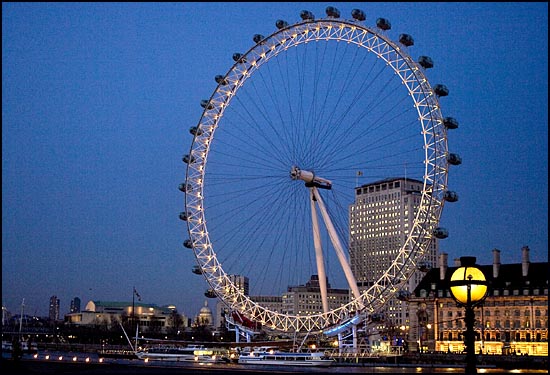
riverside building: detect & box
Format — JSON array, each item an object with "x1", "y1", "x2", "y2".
[
  {"x1": 349, "y1": 177, "x2": 439, "y2": 329},
  {"x1": 408, "y1": 246, "x2": 548, "y2": 356},
  {"x1": 282, "y1": 275, "x2": 349, "y2": 316}
]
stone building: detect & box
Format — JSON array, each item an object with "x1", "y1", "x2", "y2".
[
  {"x1": 407, "y1": 247, "x2": 548, "y2": 356},
  {"x1": 65, "y1": 300, "x2": 188, "y2": 333}
]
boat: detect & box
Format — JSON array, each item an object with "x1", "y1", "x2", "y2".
[
  {"x1": 136, "y1": 344, "x2": 230, "y2": 363},
  {"x1": 238, "y1": 346, "x2": 333, "y2": 367},
  {"x1": 97, "y1": 347, "x2": 138, "y2": 359},
  {"x1": 2, "y1": 339, "x2": 38, "y2": 354},
  {"x1": 117, "y1": 321, "x2": 230, "y2": 363}
]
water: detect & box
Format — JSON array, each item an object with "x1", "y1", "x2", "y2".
[{"x1": 2, "y1": 351, "x2": 547, "y2": 374}]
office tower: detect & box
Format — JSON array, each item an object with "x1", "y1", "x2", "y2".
[
  {"x1": 70, "y1": 297, "x2": 81, "y2": 313},
  {"x1": 349, "y1": 177, "x2": 439, "y2": 327},
  {"x1": 49, "y1": 295, "x2": 60, "y2": 321},
  {"x1": 228, "y1": 274, "x2": 250, "y2": 296}
]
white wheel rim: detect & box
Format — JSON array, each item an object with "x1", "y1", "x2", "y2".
[{"x1": 184, "y1": 17, "x2": 449, "y2": 333}]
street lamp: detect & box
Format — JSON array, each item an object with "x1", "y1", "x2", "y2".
[{"x1": 449, "y1": 256, "x2": 488, "y2": 374}]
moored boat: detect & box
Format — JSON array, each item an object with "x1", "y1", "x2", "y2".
[
  {"x1": 136, "y1": 344, "x2": 230, "y2": 363},
  {"x1": 238, "y1": 346, "x2": 333, "y2": 367},
  {"x1": 97, "y1": 348, "x2": 138, "y2": 359}
]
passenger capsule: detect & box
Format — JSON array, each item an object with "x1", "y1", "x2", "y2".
[
  {"x1": 232, "y1": 53, "x2": 246, "y2": 63},
  {"x1": 178, "y1": 183, "x2": 191, "y2": 193},
  {"x1": 351, "y1": 9, "x2": 366, "y2": 21},
  {"x1": 443, "y1": 117, "x2": 459, "y2": 130},
  {"x1": 432, "y1": 227, "x2": 449, "y2": 239},
  {"x1": 447, "y1": 153, "x2": 462, "y2": 165},
  {"x1": 417, "y1": 261, "x2": 431, "y2": 272},
  {"x1": 189, "y1": 126, "x2": 203, "y2": 136},
  {"x1": 300, "y1": 10, "x2": 314, "y2": 21},
  {"x1": 200, "y1": 99, "x2": 213, "y2": 110},
  {"x1": 275, "y1": 19, "x2": 288, "y2": 29},
  {"x1": 370, "y1": 313, "x2": 383, "y2": 322},
  {"x1": 397, "y1": 290, "x2": 411, "y2": 301},
  {"x1": 399, "y1": 34, "x2": 414, "y2": 47},
  {"x1": 215, "y1": 75, "x2": 228, "y2": 85},
  {"x1": 434, "y1": 84, "x2": 449, "y2": 97},
  {"x1": 418, "y1": 56, "x2": 434, "y2": 69},
  {"x1": 182, "y1": 154, "x2": 196, "y2": 164},
  {"x1": 192, "y1": 265, "x2": 203, "y2": 275},
  {"x1": 444, "y1": 190, "x2": 459, "y2": 202},
  {"x1": 376, "y1": 18, "x2": 391, "y2": 30},
  {"x1": 253, "y1": 34, "x2": 265, "y2": 44},
  {"x1": 205, "y1": 289, "x2": 217, "y2": 298},
  {"x1": 326, "y1": 6, "x2": 340, "y2": 18},
  {"x1": 183, "y1": 239, "x2": 193, "y2": 248},
  {"x1": 179, "y1": 183, "x2": 193, "y2": 193}
]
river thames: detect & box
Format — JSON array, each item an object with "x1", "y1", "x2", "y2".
[{"x1": 2, "y1": 351, "x2": 547, "y2": 375}]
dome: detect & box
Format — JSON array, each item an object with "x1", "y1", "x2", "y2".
[
  {"x1": 199, "y1": 300, "x2": 211, "y2": 313},
  {"x1": 196, "y1": 300, "x2": 213, "y2": 326}
]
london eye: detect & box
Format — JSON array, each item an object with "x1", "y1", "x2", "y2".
[{"x1": 180, "y1": 6, "x2": 458, "y2": 334}]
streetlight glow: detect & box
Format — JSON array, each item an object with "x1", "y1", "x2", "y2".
[
  {"x1": 450, "y1": 266, "x2": 488, "y2": 304},
  {"x1": 449, "y1": 256, "x2": 488, "y2": 374}
]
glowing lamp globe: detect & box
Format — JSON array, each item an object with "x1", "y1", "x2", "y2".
[{"x1": 449, "y1": 256, "x2": 488, "y2": 306}]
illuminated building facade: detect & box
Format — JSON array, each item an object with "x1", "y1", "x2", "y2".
[
  {"x1": 408, "y1": 247, "x2": 548, "y2": 356},
  {"x1": 70, "y1": 297, "x2": 81, "y2": 313},
  {"x1": 49, "y1": 295, "x2": 60, "y2": 321},
  {"x1": 282, "y1": 275, "x2": 349, "y2": 316},
  {"x1": 349, "y1": 177, "x2": 439, "y2": 327},
  {"x1": 65, "y1": 300, "x2": 189, "y2": 333}
]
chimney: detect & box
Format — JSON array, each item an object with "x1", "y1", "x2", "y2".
[
  {"x1": 453, "y1": 258, "x2": 461, "y2": 267},
  {"x1": 492, "y1": 248, "x2": 501, "y2": 278},
  {"x1": 522, "y1": 246, "x2": 530, "y2": 277},
  {"x1": 439, "y1": 253, "x2": 448, "y2": 280}
]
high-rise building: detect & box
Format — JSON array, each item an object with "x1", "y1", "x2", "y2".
[
  {"x1": 227, "y1": 274, "x2": 250, "y2": 296},
  {"x1": 215, "y1": 274, "x2": 251, "y2": 329},
  {"x1": 70, "y1": 297, "x2": 81, "y2": 313},
  {"x1": 49, "y1": 295, "x2": 60, "y2": 321},
  {"x1": 349, "y1": 177, "x2": 439, "y2": 327}
]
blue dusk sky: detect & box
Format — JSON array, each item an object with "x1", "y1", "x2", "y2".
[{"x1": 2, "y1": 2, "x2": 548, "y2": 318}]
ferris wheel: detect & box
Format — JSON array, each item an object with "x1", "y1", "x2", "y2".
[{"x1": 180, "y1": 6, "x2": 459, "y2": 334}]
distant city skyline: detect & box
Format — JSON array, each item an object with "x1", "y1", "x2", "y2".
[
  {"x1": 2, "y1": 245, "x2": 545, "y2": 321},
  {"x1": 2, "y1": 2, "x2": 548, "y2": 317}
]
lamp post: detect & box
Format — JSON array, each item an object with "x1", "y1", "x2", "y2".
[{"x1": 449, "y1": 256, "x2": 488, "y2": 374}]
